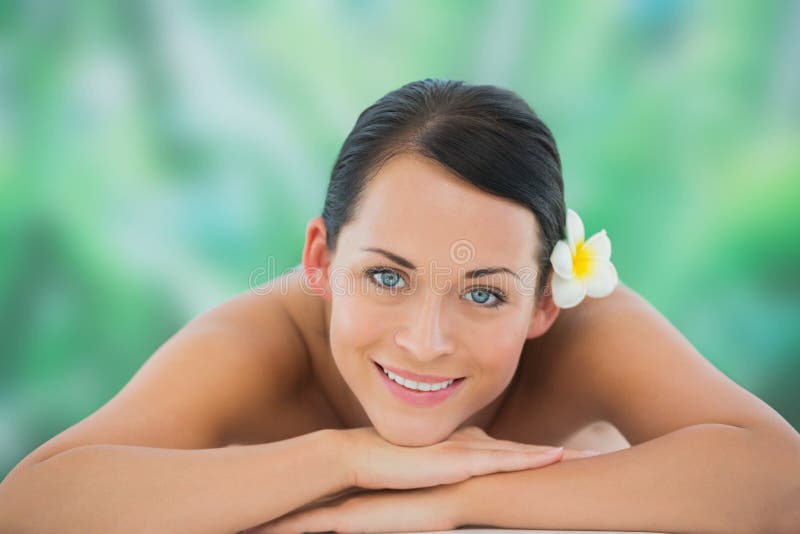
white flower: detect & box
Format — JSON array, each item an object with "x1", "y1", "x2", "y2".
[{"x1": 549, "y1": 208, "x2": 618, "y2": 308}]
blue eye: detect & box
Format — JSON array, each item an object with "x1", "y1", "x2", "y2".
[
  {"x1": 464, "y1": 288, "x2": 505, "y2": 308},
  {"x1": 367, "y1": 268, "x2": 407, "y2": 289}
]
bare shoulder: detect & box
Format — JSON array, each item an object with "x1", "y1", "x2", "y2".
[
  {"x1": 179, "y1": 269, "x2": 316, "y2": 442},
  {"x1": 6, "y1": 269, "x2": 312, "y2": 479},
  {"x1": 528, "y1": 281, "x2": 790, "y2": 447},
  {"x1": 507, "y1": 283, "x2": 643, "y2": 447}
]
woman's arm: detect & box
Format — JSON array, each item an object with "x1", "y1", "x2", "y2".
[
  {"x1": 0, "y1": 291, "x2": 335, "y2": 533},
  {"x1": 0, "y1": 429, "x2": 349, "y2": 534},
  {"x1": 454, "y1": 422, "x2": 798, "y2": 533},
  {"x1": 232, "y1": 425, "x2": 797, "y2": 534}
]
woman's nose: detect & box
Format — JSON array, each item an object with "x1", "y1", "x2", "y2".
[{"x1": 393, "y1": 292, "x2": 456, "y2": 361}]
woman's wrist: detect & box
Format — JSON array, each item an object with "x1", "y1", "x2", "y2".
[
  {"x1": 327, "y1": 426, "x2": 379, "y2": 489},
  {"x1": 447, "y1": 475, "x2": 483, "y2": 528},
  {"x1": 314, "y1": 428, "x2": 353, "y2": 492},
  {"x1": 430, "y1": 478, "x2": 474, "y2": 529},
  {"x1": 316, "y1": 428, "x2": 356, "y2": 491}
]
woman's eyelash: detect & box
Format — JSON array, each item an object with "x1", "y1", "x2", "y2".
[
  {"x1": 362, "y1": 266, "x2": 408, "y2": 291},
  {"x1": 467, "y1": 287, "x2": 508, "y2": 309},
  {"x1": 361, "y1": 266, "x2": 508, "y2": 309},
  {"x1": 362, "y1": 266, "x2": 407, "y2": 288}
]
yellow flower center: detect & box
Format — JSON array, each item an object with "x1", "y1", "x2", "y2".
[{"x1": 572, "y1": 240, "x2": 593, "y2": 279}]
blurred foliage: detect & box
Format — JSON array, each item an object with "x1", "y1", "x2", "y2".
[{"x1": 1, "y1": 0, "x2": 798, "y2": 477}]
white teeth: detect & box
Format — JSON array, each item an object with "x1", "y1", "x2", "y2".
[{"x1": 382, "y1": 367, "x2": 454, "y2": 391}]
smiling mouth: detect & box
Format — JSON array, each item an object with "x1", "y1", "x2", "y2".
[{"x1": 373, "y1": 361, "x2": 466, "y2": 392}]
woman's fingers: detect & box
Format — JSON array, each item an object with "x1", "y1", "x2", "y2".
[
  {"x1": 447, "y1": 426, "x2": 599, "y2": 459},
  {"x1": 446, "y1": 429, "x2": 605, "y2": 461},
  {"x1": 448, "y1": 438, "x2": 593, "y2": 459},
  {"x1": 563, "y1": 448, "x2": 604, "y2": 460},
  {"x1": 461, "y1": 446, "x2": 564, "y2": 477},
  {"x1": 459, "y1": 445, "x2": 605, "y2": 479},
  {"x1": 456, "y1": 438, "x2": 561, "y2": 453}
]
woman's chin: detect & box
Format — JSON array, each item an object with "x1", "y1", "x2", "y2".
[{"x1": 372, "y1": 420, "x2": 455, "y2": 446}]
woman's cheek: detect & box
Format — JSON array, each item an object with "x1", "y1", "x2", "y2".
[
  {"x1": 471, "y1": 319, "x2": 526, "y2": 379},
  {"x1": 329, "y1": 293, "x2": 393, "y2": 357}
]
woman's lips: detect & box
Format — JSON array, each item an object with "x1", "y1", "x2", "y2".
[
  {"x1": 374, "y1": 360, "x2": 464, "y2": 383},
  {"x1": 374, "y1": 361, "x2": 466, "y2": 407}
]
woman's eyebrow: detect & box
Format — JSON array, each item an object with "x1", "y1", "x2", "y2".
[
  {"x1": 362, "y1": 247, "x2": 416, "y2": 269},
  {"x1": 361, "y1": 247, "x2": 520, "y2": 281}
]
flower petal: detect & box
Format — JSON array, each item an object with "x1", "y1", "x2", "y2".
[
  {"x1": 549, "y1": 240, "x2": 574, "y2": 279},
  {"x1": 551, "y1": 273, "x2": 587, "y2": 308},
  {"x1": 583, "y1": 229, "x2": 612, "y2": 261},
  {"x1": 584, "y1": 259, "x2": 618, "y2": 298},
  {"x1": 566, "y1": 208, "x2": 585, "y2": 254}
]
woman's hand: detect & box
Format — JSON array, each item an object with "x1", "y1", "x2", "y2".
[
  {"x1": 340, "y1": 425, "x2": 599, "y2": 490},
  {"x1": 244, "y1": 436, "x2": 604, "y2": 534},
  {"x1": 240, "y1": 427, "x2": 603, "y2": 533}
]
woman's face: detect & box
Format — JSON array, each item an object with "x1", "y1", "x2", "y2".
[{"x1": 322, "y1": 153, "x2": 547, "y2": 446}]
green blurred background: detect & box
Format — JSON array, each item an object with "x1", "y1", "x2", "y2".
[{"x1": 1, "y1": 0, "x2": 799, "y2": 477}]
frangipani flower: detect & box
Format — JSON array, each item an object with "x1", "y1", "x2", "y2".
[{"x1": 549, "y1": 208, "x2": 618, "y2": 308}]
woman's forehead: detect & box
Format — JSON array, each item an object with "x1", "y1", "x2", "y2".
[{"x1": 343, "y1": 154, "x2": 540, "y2": 266}]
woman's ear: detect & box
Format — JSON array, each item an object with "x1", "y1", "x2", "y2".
[
  {"x1": 526, "y1": 269, "x2": 561, "y2": 339},
  {"x1": 301, "y1": 216, "x2": 333, "y2": 299}
]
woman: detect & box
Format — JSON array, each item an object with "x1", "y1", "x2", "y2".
[{"x1": 1, "y1": 79, "x2": 797, "y2": 533}]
